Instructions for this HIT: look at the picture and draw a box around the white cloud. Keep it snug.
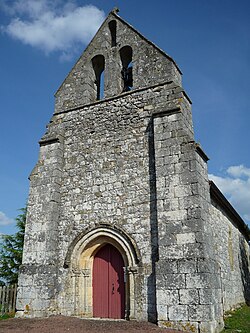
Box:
[1,0,105,60]
[209,165,250,223]
[0,211,14,226]
[227,165,250,178]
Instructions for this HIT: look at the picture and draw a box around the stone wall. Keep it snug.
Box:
[17,79,226,332]
[210,193,250,312]
[15,82,177,316]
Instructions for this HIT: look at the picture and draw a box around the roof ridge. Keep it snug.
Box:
[111,11,182,75]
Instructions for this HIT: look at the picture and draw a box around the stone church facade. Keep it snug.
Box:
[16,9,250,333]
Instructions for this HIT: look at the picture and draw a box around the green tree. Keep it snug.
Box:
[0,208,26,285]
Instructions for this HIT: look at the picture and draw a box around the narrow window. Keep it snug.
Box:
[120,46,133,92]
[109,20,117,47]
[92,55,105,100]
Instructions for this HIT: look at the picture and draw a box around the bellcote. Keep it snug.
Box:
[54,9,182,113]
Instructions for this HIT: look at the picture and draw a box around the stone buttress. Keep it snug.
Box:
[16,9,227,333]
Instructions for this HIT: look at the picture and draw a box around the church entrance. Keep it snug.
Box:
[93,244,125,319]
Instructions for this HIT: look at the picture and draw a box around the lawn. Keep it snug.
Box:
[0,312,15,320]
[222,304,250,333]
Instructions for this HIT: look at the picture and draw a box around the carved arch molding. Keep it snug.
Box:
[64,226,140,319]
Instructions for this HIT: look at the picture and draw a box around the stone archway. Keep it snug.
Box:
[65,226,140,319]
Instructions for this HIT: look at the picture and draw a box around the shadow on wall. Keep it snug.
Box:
[239,236,250,305]
[146,117,159,323]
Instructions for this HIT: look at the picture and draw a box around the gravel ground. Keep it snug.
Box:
[0,316,184,333]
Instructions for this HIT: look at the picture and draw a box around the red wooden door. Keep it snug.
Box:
[93,244,125,319]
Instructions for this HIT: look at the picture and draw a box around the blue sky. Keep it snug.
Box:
[0,0,250,235]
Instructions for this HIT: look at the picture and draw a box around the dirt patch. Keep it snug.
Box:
[0,316,183,333]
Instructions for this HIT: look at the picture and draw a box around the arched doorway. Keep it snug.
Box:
[93,244,125,318]
[64,226,140,319]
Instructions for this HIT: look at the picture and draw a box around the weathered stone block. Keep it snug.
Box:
[161,321,199,333]
[169,305,188,321]
[188,304,214,321]
[186,273,220,289]
[157,303,168,320]
[156,260,178,274]
[159,210,187,221]
[164,220,183,234]
[180,289,199,305]
[177,259,197,273]
[159,245,184,259]
[158,274,186,290]
[157,289,179,305]
[183,243,206,258]
[199,320,224,333]
[159,233,176,246]
[176,232,195,245]
[197,258,219,273]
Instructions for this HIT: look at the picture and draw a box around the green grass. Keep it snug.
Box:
[222,304,250,333]
[0,312,15,320]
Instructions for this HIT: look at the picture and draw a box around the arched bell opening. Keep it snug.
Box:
[66,227,140,319]
[120,46,133,92]
[92,55,105,100]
